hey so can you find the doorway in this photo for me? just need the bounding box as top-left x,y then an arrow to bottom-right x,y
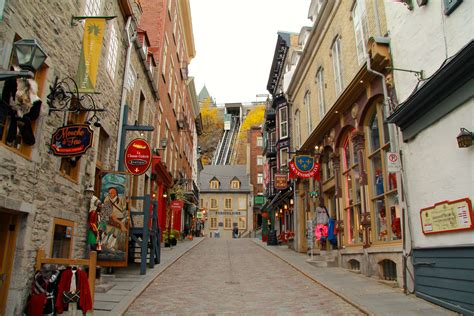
0,211 -> 19,314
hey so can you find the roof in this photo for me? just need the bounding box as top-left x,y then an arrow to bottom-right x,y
198,85 -> 211,102
199,165 -> 251,193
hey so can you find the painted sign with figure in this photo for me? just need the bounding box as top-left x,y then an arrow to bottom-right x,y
97,171 -> 131,267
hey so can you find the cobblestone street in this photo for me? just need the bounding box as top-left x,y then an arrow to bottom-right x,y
126,239 -> 363,315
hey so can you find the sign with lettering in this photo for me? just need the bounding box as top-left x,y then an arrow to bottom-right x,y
50,124 -> 94,156
420,198 -> 473,235
216,211 -> 243,216
274,174 -> 288,190
125,138 -> 152,175
288,155 -> 320,180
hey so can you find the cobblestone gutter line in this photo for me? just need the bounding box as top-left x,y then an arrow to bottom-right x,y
251,239 -> 372,316
113,238 -> 206,315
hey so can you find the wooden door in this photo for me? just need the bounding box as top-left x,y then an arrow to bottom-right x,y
0,212 -> 18,315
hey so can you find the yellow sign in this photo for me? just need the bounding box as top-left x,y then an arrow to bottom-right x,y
420,198 -> 473,235
76,18 -> 106,92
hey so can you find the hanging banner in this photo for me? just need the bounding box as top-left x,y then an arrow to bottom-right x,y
289,155 -> 320,180
125,138 -> 152,176
76,18 -> 106,93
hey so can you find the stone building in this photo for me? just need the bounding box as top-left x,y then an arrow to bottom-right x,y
0,0 -> 161,313
200,165 -> 253,239
385,1 -> 473,313
285,0 -> 405,286
139,0 -> 198,234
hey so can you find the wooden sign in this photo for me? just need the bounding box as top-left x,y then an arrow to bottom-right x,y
420,198 -> 473,235
50,124 -> 93,156
274,173 -> 288,190
125,138 -> 152,175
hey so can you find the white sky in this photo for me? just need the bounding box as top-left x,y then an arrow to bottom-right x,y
188,0 -> 311,105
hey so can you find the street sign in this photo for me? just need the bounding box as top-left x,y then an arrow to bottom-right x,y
387,152 -> 401,172
50,124 -> 94,156
125,138 -> 152,175
274,174 -> 288,189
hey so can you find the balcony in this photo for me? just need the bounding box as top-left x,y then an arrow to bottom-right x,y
264,107 -> 276,121
263,140 -> 276,157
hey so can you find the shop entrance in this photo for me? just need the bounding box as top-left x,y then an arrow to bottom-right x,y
0,211 -> 19,314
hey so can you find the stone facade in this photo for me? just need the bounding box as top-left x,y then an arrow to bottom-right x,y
0,0 -> 163,313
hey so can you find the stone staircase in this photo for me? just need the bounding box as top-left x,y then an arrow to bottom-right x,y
306,250 -> 338,268
95,273 -> 116,293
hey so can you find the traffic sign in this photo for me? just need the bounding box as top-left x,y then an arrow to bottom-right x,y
387,152 -> 401,172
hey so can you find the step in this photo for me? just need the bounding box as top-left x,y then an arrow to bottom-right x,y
100,274 -> 116,284
95,282 -> 116,293
306,258 -> 338,268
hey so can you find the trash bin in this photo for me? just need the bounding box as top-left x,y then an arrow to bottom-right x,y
267,229 -> 278,246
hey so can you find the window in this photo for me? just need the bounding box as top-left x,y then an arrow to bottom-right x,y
126,64 -> 136,91
294,109 -> 301,149
224,217 -> 232,229
279,106 -> 288,139
224,198 -> 232,209
352,0 -> 368,65
51,218 -> 74,258
332,36 -> 343,95
210,217 -> 217,229
238,217 -> 246,230
162,35 -> 169,76
84,0 -> 102,16
106,24 -> 118,79
342,131 -> 362,245
316,68 -> 326,119
321,148 -> 334,182
256,136 -> 263,147
210,198 -> 218,209
367,105 -> 399,242
96,128 -> 109,168
142,37 -> 148,56
172,7 -> 178,38
257,155 -> 263,166
210,179 -> 219,189
304,90 -> 312,134
230,179 -> 240,189
257,173 -> 263,184
0,61 -> 48,157
238,197 -> 247,210
280,147 -> 289,168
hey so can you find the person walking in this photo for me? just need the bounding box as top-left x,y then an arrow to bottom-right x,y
233,225 -> 239,239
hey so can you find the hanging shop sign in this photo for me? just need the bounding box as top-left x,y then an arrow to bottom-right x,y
76,18 -> 107,93
125,138 -> 152,175
50,124 -> 94,156
274,173 -> 288,190
420,198 -> 473,235
288,155 -> 320,180
170,200 -> 184,216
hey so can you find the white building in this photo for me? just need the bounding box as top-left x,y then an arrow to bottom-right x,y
385,1 -> 473,314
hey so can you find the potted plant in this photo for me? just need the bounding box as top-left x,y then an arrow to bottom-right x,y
162,229 -> 180,247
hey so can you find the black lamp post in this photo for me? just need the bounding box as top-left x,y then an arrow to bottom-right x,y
0,39 -> 47,81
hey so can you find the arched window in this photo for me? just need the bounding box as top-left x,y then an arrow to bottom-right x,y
342,130 -> 362,245
210,179 -> 220,189
367,105 -> 400,242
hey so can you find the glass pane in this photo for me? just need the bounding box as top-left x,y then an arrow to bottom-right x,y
375,199 -> 388,241
353,167 -> 361,204
52,224 -> 72,258
383,121 -> 390,145
347,207 -> 355,244
388,172 -> 397,191
356,205 -> 363,243
372,152 -> 384,196
369,113 -> 380,152
387,193 -> 401,241
353,142 -> 359,165
345,173 -> 353,205
344,140 -> 351,170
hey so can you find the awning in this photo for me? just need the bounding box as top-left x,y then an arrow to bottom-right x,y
264,188 -> 293,211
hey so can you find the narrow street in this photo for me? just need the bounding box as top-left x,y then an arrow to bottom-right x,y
125,239 -> 363,315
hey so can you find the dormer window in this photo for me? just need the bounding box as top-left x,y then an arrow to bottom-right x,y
147,52 -> 155,75
230,180 -> 240,189
210,179 -> 220,189
142,38 -> 148,56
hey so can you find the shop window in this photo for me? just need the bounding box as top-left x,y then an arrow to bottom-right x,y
348,259 -> 360,271
367,107 -> 400,242
224,198 -> 232,210
322,148 -> 334,182
238,217 -> 246,230
224,217 -> 232,229
0,59 -> 48,157
51,218 -> 74,259
210,198 -> 218,210
210,217 -> 217,229
380,259 -> 397,281
342,133 -> 362,245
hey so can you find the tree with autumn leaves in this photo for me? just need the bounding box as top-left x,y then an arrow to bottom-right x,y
232,104 -> 265,164
199,97 -> 223,165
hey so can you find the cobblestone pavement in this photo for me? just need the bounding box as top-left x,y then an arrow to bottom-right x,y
125,239 -> 364,316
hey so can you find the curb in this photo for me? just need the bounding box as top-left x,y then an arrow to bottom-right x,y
112,237 -> 206,315
251,239 -> 373,316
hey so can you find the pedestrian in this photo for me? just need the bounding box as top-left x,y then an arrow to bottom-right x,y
233,226 -> 239,238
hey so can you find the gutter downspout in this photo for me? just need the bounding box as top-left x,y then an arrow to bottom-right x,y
115,16 -> 137,170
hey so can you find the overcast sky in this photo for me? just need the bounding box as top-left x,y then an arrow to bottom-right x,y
188,0 -> 311,105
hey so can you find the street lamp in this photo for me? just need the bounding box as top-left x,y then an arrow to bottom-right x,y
0,39 -> 47,81
456,128 -> 474,148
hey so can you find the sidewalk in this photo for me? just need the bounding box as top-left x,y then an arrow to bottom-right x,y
252,239 -> 457,316
93,237 -> 205,315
